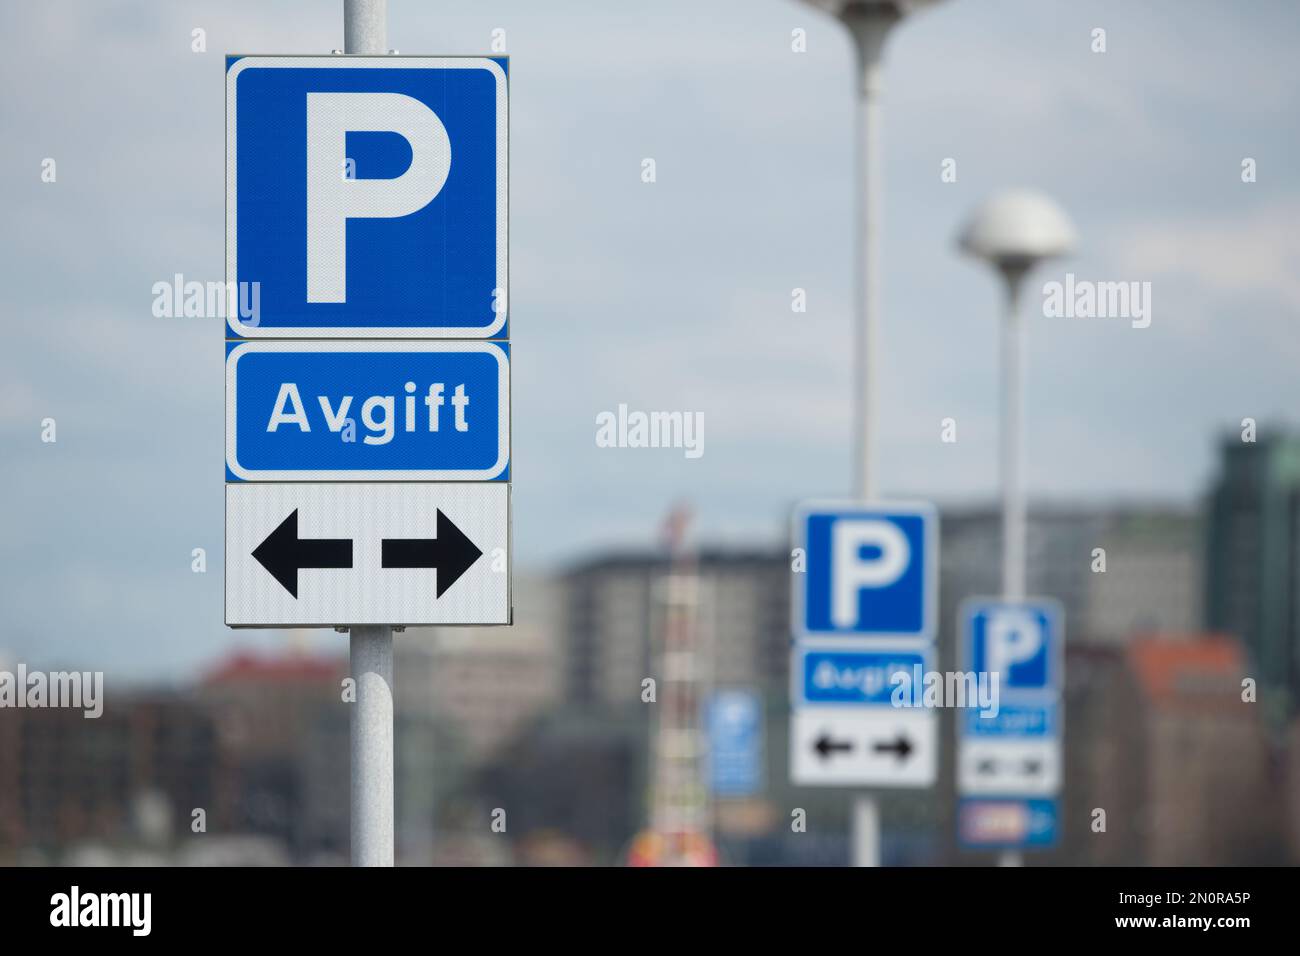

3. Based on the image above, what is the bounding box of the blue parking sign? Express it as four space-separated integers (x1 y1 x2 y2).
793 502 936 639
226 56 508 338
963 599 1062 697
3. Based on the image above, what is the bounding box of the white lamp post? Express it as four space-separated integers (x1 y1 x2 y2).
801 0 946 500
958 189 1075 866
958 190 1075 601
799 0 947 870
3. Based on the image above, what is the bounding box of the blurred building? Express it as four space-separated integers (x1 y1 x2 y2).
196 650 347 857
939 505 1201 662
397 574 563 765
562 549 789 711
477 707 647 865
1050 635 1282 866
1055 643 1144 865
0 689 220 858
1205 431 1300 730
1123 636 1280 864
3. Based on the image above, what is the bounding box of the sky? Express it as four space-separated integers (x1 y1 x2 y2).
1 0 1297 679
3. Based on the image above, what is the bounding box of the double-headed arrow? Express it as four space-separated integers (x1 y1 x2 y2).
974 757 1042 776
253 508 482 599
814 733 916 761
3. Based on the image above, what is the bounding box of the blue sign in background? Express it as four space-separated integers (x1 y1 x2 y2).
964 702 1055 737
967 602 1058 694
229 57 506 335
959 798 1059 849
800 508 931 637
706 690 763 797
227 343 508 479
800 649 927 706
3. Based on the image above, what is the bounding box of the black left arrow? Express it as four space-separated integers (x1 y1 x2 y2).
814 734 854 760
872 735 914 761
382 509 483 597
252 509 353 598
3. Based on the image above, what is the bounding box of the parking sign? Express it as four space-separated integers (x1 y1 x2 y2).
965 598 1062 698
789 501 939 790
958 598 1064 803
224 54 511 628
792 501 936 640
226 56 508 337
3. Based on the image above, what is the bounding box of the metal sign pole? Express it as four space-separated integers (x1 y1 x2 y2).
847 9 892 871
343 0 394 869
998 267 1026 869
351 625 394 866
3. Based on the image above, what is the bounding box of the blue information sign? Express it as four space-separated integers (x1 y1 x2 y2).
226 341 509 481
706 690 764 797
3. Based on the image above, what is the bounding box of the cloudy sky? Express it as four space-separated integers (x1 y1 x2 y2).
1 0 1296 679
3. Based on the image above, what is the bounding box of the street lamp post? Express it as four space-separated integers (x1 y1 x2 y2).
958 188 1076 866
799 0 947 869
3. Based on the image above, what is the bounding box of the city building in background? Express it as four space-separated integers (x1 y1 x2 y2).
5 445 1299 866
1205 430 1300 732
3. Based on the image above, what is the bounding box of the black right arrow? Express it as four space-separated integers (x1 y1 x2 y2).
873 735 914 760
382 509 484 597
814 733 854 760
252 509 353 598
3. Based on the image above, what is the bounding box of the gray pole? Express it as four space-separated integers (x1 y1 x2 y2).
845 8 896 870
351 625 394 866
848 10 892 501
1000 268 1027 603
998 267 1026 869
346 0 387 55
343 0 395 869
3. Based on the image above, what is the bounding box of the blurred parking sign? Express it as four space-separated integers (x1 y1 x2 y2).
792 501 936 640
958 598 1064 818
967 599 1061 695
789 501 939 790
706 689 763 797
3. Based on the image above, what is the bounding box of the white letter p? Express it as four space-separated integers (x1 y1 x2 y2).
306 92 451 303
831 519 909 629
985 609 1042 680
